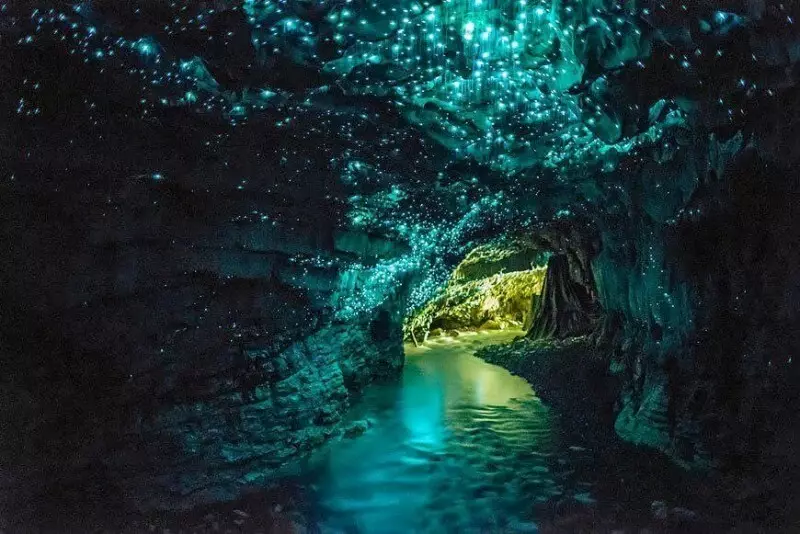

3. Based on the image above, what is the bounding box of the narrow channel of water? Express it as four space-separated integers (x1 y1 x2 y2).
294 330 595 533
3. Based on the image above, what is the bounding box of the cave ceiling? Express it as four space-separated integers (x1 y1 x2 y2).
3 0 798 314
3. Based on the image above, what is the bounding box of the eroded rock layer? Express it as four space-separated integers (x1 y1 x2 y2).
405 241 547 340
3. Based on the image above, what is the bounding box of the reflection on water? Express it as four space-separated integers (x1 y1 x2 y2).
407 333 536 407
296 331 584 533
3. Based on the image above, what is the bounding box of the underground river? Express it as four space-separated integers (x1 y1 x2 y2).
41 330 713 533
287 330 597 533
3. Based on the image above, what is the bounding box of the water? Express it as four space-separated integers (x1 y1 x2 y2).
294 330 593 533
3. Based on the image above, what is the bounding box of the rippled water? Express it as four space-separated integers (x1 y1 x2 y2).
294 331 594 533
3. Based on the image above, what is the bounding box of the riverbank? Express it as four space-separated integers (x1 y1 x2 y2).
9 331 781 533
475 335 728 532
474 334 794 533
476 335 617 444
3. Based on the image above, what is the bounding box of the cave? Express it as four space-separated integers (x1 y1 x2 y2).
404 231 599 344
404 239 551 343
2 1 800 532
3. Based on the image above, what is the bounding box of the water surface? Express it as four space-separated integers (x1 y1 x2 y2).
294 331 593 533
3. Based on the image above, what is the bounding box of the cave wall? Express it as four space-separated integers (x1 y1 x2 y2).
533 1 800 474
0 183 410 512
404 241 547 340
0 110 413 513
590 132 718 465
589 130 800 473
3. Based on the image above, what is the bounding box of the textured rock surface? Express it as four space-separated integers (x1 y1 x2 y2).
115 322 404 510
526 254 595 340
405 242 546 340
0 156 412 513
589 142 800 474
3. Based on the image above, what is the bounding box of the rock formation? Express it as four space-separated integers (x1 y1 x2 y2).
526 254 594 339
405 241 547 341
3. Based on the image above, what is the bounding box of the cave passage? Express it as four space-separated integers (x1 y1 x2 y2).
290 330 575 533
404 241 550 344
266 242 611 532
4 0 800 530
404 237 598 346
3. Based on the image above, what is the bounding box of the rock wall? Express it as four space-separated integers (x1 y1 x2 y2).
590 136 800 476
546 2 800 479
115 321 404 510
0 149 411 514
404 242 547 340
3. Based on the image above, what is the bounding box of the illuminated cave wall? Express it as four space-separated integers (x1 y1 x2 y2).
404 241 548 340
1 0 800 510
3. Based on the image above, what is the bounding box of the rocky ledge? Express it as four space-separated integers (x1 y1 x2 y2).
476 336 800 531
476 336 617 442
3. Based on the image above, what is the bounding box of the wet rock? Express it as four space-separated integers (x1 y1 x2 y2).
343 419 371 438
615 383 672 453
671 506 698 523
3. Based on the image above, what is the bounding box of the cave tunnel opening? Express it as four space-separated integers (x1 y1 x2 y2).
404 226 600 347
404 240 550 345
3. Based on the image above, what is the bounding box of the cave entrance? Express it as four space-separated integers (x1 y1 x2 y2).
404 241 549 345
404 237 598 345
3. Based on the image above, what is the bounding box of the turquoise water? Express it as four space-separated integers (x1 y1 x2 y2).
294 331 594 533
